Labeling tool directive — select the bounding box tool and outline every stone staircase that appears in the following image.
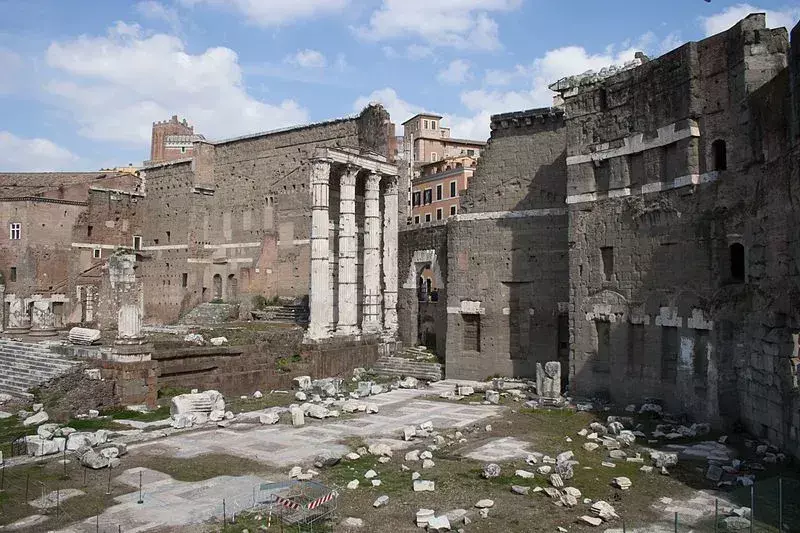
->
[0,339,81,399]
[251,305,309,324]
[179,302,240,325]
[372,346,443,382]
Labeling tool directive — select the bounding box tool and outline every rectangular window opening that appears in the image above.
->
[10,267,17,282]
[133,235,142,250]
[436,208,442,220]
[166,231,171,243]
[450,205,457,216]
[414,216,420,224]
[436,184,443,201]
[594,161,610,192]
[87,225,93,238]
[594,321,611,373]
[425,214,431,222]
[661,326,679,383]
[450,180,457,197]
[601,246,614,281]
[9,222,20,240]
[93,248,101,259]
[462,314,481,351]
[182,273,188,288]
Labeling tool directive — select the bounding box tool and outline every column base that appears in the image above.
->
[304,324,332,342]
[334,325,361,337]
[5,327,31,334]
[29,327,58,337]
[111,339,153,362]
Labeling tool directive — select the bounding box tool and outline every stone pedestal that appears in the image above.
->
[29,300,57,336]
[336,167,359,335]
[111,300,151,362]
[6,295,30,333]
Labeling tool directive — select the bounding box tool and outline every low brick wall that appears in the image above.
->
[151,333,382,396]
[98,359,159,408]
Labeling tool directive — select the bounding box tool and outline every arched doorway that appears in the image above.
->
[227,274,238,301]
[213,274,222,300]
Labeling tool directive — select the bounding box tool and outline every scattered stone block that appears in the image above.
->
[515,469,535,479]
[580,515,603,526]
[413,480,435,492]
[483,463,501,478]
[23,411,49,427]
[373,495,389,508]
[512,485,530,495]
[474,499,494,508]
[612,477,632,490]
[485,391,500,404]
[346,480,359,489]
[416,509,435,527]
[341,517,363,528]
[427,516,451,531]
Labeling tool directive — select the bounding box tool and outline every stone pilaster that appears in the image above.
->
[6,295,30,333]
[362,172,383,333]
[382,175,399,338]
[117,303,143,340]
[336,166,359,335]
[0,284,5,333]
[29,299,57,336]
[306,159,332,340]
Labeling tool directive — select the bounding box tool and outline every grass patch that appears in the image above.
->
[226,393,295,414]
[101,405,171,422]
[158,386,192,399]
[63,418,129,432]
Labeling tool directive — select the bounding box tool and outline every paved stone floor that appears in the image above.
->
[58,467,267,533]
[463,436,536,462]
[53,382,502,532]
[132,384,501,468]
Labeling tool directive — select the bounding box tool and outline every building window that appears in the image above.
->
[182,273,188,288]
[594,160,610,192]
[424,119,429,129]
[93,248,101,259]
[414,216,420,224]
[87,225,93,238]
[462,314,481,351]
[423,189,432,205]
[628,153,645,185]
[594,321,611,373]
[430,152,438,162]
[166,231,171,243]
[413,191,421,206]
[467,149,475,156]
[431,121,436,129]
[600,246,614,281]
[730,243,745,282]
[450,205,457,216]
[9,222,20,240]
[425,214,431,222]
[661,326,679,383]
[436,184,443,201]
[450,181,457,197]
[180,146,186,153]
[436,208,443,220]
[10,267,16,282]
[133,235,142,250]
[712,139,727,171]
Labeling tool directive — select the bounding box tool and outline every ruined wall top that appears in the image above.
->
[490,107,565,131]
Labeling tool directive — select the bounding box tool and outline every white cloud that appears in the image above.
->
[179,0,349,27]
[700,3,800,36]
[353,88,424,126]
[0,48,23,94]
[136,1,182,33]
[285,49,327,68]
[406,44,433,60]
[438,59,471,85]
[356,0,522,50]
[0,131,78,171]
[44,21,309,146]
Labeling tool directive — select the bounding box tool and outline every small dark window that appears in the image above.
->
[166,231,171,243]
[450,181,457,197]
[661,326,679,383]
[712,139,727,171]
[153,239,159,245]
[414,216,420,224]
[87,225,93,238]
[10,267,16,282]
[413,192,421,206]
[601,246,614,281]
[467,149,475,156]
[463,314,481,351]
[436,184,442,201]
[133,235,142,250]
[182,273,188,288]
[594,160,610,192]
[628,153,644,185]
[425,214,431,222]
[436,208,442,220]
[423,189,432,205]
[730,243,745,282]
[93,248,101,259]
[450,205,456,216]
[598,87,608,110]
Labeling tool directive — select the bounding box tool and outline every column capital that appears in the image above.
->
[365,172,381,189]
[340,165,359,186]
[310,159,331,185]
[382,174,399,194]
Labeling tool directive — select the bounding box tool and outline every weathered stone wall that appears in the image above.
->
[398,220,448,355]
[138,106,392,324]
[565,15,800,457]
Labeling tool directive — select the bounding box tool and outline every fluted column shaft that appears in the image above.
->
[336,167,359,335]
[307,160,332,340]
[382,175,399,337]
[362,173,383,333]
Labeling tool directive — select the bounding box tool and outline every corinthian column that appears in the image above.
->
[336,166,359,335]
[362,173,382,333]
[306,159,331,340]
[382,175,399,337]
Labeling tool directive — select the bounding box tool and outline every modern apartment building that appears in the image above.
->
[410,156,476,224]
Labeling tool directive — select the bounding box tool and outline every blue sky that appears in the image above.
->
[1,0,799,171]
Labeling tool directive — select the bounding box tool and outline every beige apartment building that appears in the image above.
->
[410,156,476,224]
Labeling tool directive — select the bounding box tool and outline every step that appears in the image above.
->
[0,356,77,373]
